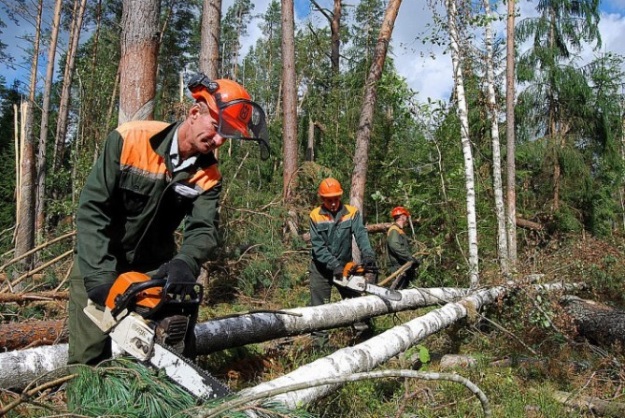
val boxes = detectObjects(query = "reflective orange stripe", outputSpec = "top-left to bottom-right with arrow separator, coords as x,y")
310,204 -> 357,224
188,164 -> 222,192
117,121 -> 169,176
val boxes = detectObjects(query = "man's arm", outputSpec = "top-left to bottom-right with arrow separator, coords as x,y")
75,131 -> 124,293
309,217 -> 342,271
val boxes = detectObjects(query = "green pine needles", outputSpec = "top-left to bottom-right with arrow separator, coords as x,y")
66,357 -> 198,418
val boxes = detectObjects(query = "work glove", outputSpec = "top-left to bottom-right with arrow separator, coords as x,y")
411,257 -> 422,267
87,283 -> 112,307
153,259 -> 196,285
362,255 -> 377,269
333,264 -> 345,279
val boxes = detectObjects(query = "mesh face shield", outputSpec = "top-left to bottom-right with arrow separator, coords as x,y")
214,99 -> 270,161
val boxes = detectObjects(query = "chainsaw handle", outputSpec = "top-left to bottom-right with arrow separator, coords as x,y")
110,278 -> 203,318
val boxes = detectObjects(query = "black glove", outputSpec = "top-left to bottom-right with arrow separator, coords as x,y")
362,255 -> 377,269
152,259 -> 196,284
87,283 -> 112,307
333,265 -> 345,278
411,257 -> 422,267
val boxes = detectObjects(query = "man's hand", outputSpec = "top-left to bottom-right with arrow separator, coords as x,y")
153,259 -> 196,284
333,265 -> 345,278
362,255 -> 377,269
87,283 -> 113,307
411,256 -> 422,267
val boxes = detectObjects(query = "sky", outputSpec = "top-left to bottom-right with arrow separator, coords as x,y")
1,0 -> 625,104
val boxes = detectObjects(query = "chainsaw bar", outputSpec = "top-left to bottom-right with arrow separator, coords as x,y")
363,283 -> 402,301
150,343 -> 231,399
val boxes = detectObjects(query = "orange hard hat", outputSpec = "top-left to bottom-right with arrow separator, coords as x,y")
189,77 -> 252,137
318,178 -> 343,197
391,206 -> 410,219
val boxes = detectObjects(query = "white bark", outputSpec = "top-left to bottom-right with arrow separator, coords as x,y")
0,344 -> 68,390
0,287 -> 469,390
240,281 -> 582,408
483,0 -> 508,276
196,287 -> 470,352
446,0 -> 479,286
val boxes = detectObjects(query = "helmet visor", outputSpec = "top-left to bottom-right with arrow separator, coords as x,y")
216,99 -> 270,161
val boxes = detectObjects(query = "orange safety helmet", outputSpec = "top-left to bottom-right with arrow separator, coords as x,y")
391,206 -> 410,219
318,177 -> 344,197
187,73 -> 270,160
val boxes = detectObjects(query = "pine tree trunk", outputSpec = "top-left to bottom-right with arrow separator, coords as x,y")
118,0 -> 160,123
282,0 -> 298,204
199,0 -> 221,78
35,0 -> 63,239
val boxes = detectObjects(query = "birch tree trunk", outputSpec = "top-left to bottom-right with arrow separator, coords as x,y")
199,0 -> 221,78
505,0 -> 518,267
446,0 -> 479,287
35,0 -> 63,239
15,0 -> 43,267
482,0 -> 508,276
118,0 -> 160,123
0,287 -> 469,390
240,281 -> 581,408
240,285 -> 509,407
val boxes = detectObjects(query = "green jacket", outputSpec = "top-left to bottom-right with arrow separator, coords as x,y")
386,223 -> 412,270
76,120 -> 222,293
309,203 -> 375,272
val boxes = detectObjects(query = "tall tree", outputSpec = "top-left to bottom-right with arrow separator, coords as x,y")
118,0 -> 160,123
35,0 -> 63,238
516,0 -> 601,211
482,0 -> 508,275
281,0 -> 297,203
349,0 -> 402,215
445,0 -> 479,286
221,0 -> 253,80
505,0 -> 517,268
200,0 -> 221,78
15,0 -> 43,266
53,0 -> 87,174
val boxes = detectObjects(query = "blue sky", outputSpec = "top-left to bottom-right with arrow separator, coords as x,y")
2,0 -> 625,103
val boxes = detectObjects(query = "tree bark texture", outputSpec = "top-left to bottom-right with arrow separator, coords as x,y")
552,390 -> 625,417
350,0 -> 402,213
446,0 -> 479,286
0,287 -> 468,390
562,296 -> 625,348
240,285 -> 510,408
199,0 -> 221,78
0,320 -> 66,352
281,0 -> 298,203
118,0 -> 160,123
505,0 -> 518,266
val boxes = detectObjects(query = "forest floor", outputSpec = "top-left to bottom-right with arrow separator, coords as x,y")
2,233 -> 625,417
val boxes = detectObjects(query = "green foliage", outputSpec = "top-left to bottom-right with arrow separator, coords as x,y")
66,358 -> 198,417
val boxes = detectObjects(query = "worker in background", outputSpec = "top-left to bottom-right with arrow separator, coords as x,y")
308,177 -> 377,342
68,73 -> 269,365
386,206 -> 420,290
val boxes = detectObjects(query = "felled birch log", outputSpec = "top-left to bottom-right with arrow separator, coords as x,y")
0,287 -> 468,390
240,281 -> 582,408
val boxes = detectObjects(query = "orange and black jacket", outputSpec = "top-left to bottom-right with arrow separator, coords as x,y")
76,120 -> 222,294
309,203 -> 375,272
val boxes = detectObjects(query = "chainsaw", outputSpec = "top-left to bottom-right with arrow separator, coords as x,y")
333,262 -> 402,301
83,272 -> 230,399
